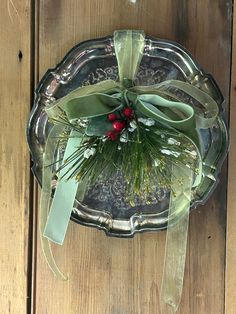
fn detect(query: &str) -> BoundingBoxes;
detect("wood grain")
[33,1,232,313]
[0,0,32,313]
[225,3,236,314]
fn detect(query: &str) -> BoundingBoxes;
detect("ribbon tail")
[43,130,82,245]
[160,165,193,313]
[40,124,68,280]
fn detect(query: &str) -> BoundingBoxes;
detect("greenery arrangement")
[50,102,198,205]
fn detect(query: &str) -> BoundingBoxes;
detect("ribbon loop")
[114,29,145,84]
[136,94,195,132]
[46,80,121,120]
[65,93,121,121]
[156,79,219,129]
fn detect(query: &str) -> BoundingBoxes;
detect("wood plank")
[33,1,232,313]
[225,3,236,314]
[0,0,32,312]
[187,3,231,312]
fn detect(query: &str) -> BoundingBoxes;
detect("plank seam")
[225,1,235,313]
[28,0,40,313]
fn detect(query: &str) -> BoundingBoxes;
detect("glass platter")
[27,34,228,237]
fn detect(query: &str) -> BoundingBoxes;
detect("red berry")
[123,107,133,118]
[106,131,117,141]
[113,120,126,132]
[108,113,117,121]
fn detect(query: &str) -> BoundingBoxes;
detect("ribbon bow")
[40,30,219,313]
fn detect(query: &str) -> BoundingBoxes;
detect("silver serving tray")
[27,34,228,237]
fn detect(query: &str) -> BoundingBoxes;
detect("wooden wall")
[0,0,31,313]
[0,0,235,313]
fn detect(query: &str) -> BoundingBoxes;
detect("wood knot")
[18,50,23,62]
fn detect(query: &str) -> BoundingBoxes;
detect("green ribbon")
[40,124,68,280]
[40,30,219,311]
[160,164,193,313]
[114,29,145,84]
[43,130,83,245]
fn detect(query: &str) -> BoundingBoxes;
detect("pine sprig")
[51,109,198,205]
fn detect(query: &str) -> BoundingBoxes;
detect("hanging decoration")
[27,30,228,312]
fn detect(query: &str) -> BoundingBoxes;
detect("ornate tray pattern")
[27,35,228,237]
